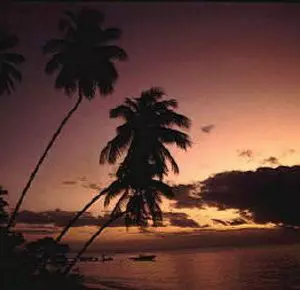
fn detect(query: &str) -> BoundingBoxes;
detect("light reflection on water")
[79,244,300,290]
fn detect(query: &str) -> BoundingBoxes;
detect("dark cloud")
[201,165,300,227]
[172,183,203,209]
[281,149,296,157]
[211,218,248,227]
[15,228,59,235]
[201,124,215,134]
[238,149,254,159]
[16,209,202,229]
[61,180,77,185]
[228,218,247,226]
[16,209,122,228]
[83,183,102,191]
[17,210,52,224]
[164,212,200,228]
[211,219,228,226]
[262,156,280,165]
[62,179,102,191]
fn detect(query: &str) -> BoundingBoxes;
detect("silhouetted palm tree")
[61,88,191,272]
[101,87,191,179]
[0,31,25,95]
[8,8,127,229]
[56,87,191,242]
[64,174,174,274]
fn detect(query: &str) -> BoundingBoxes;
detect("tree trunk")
[55,187,108,242]
[7,93,83,229]
[64,211,125,275]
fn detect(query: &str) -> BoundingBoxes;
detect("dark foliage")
[9,7,127,229]
[43,7,127,98]
[0,187,86,290]
[0,30,25,95]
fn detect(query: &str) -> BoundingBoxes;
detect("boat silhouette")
[129,254,156,261]
[101,254,113,262]
[79,256,99,262]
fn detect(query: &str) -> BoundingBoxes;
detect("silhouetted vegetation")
[0,29,25,96]
[64,87,192,272]
[0,188,86,290]
[8,7,127,229]
[57,87,191,242]
[1,5,195,288]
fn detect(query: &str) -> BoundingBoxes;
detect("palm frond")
[64,10,78,24]
[125,194,148,227]
[45,53,63,75]
[157,110,191,129]
[159,144,179,174]
[0,73,14,95]
[154,99,178,110]
[144,191,163,225]
[43,39,68,54]
[101,28,123,43]
[100,131,131,164]
[54,66,77,95]
[141,87,165,102]
[111,188,130,216]
[110,104,134,120]
[103,180,126,207]
[0,34,18,51]
[97,46,128,61]
[149,180,174,199]
[1,53,25,64]
[124,98,139,112]
[2,63,22,83]
[95,62,118,95]
[158,127,192,150]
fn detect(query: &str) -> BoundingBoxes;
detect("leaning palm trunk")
[64,211,125,274]
[56,186,108,242]
[7,93,83,229]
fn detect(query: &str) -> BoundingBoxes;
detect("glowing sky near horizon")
[2,3,300,230]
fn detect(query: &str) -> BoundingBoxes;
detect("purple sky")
[1,2,300,225]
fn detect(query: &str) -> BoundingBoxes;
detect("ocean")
[78,243,300,290]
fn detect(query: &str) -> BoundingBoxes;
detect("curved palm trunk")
[64,211,125,274]
[56,187,108,242]
[7,93,84,229]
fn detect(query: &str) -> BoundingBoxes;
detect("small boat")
[129,254,156,261]
[79,256,99,262]
[101,254,113,262]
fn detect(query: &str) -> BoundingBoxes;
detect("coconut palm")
[8,7,127,229]
[64,171,174,274]
[55,87,191,242]
[101,87,191,179]
[0,31,25,95]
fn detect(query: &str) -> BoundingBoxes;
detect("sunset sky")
[2,3,300,243]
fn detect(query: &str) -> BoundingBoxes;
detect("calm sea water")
[78,244,300,290]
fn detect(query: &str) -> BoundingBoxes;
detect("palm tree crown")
[100,87,192,182]
[43,7,127,98]
[0,31,25,95]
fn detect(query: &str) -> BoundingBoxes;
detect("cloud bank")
[16,209,201,229]
[201,165,300,227]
